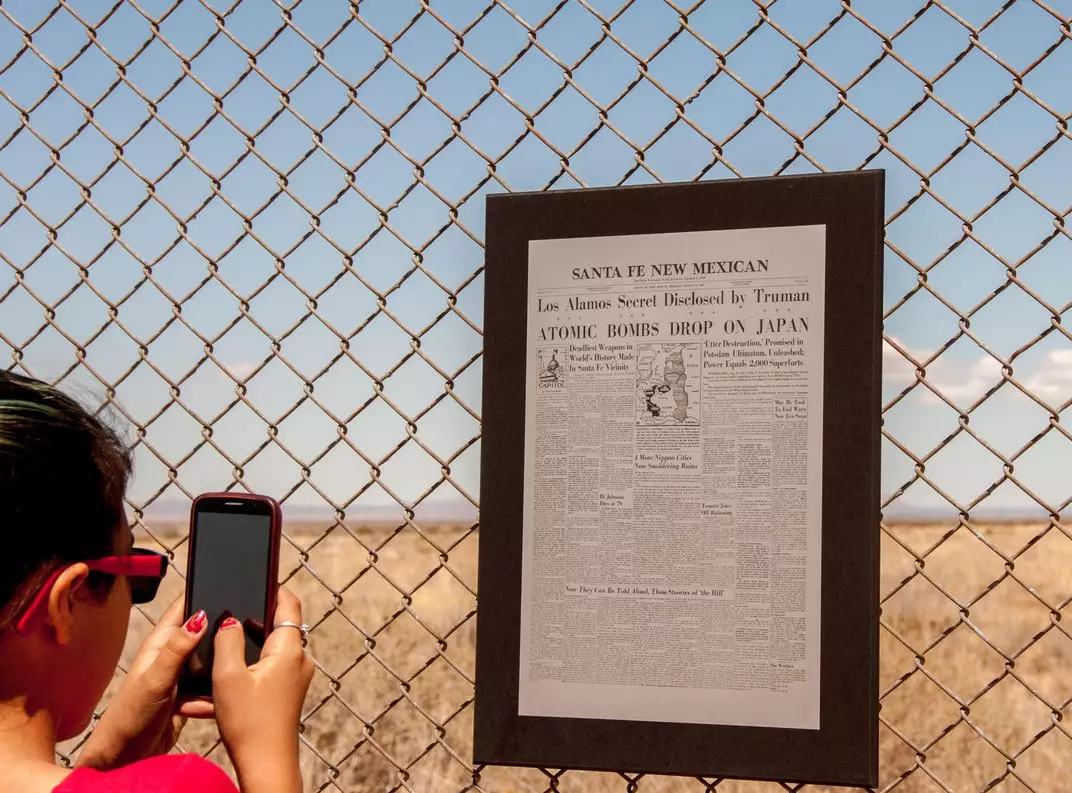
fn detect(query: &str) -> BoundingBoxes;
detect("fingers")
[126,598,188,677]
[271,588,314,687]
[261,588,305,659]
[212,616,248,684]
[139,610,208,694]
[176,699,215,719]
[156,597,185,628]
[273,587,302,627]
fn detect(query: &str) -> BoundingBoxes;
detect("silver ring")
[275,620,310,639]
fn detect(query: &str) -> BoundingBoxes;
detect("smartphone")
[179,492,282,698]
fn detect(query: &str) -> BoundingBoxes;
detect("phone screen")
[184,505,273,695]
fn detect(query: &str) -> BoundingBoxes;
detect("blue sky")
[0,0,1069,520]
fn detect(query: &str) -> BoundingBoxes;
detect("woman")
[0,371,314,792]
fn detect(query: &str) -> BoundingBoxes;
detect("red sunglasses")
[15,548,168,635]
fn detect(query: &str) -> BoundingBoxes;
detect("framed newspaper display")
[474,171,883,786]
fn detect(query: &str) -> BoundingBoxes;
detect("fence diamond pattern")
[1,1,1071,791]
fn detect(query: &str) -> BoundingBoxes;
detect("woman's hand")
[212,588,314,793]
[77,598,212,770]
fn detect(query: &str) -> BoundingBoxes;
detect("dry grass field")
[65,519,1072,793]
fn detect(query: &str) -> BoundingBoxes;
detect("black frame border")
[475,171,884,787]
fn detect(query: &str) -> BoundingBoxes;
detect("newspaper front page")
[518,224,826,730]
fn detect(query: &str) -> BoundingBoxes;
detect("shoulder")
[55,754,238,793]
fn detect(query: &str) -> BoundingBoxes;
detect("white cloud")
[1023,348,1072,403]
[883,337,1002,404]
[218,361,258,380]
[928,352,1003,402]
[884,337,1072,407]
[882,337,921,387]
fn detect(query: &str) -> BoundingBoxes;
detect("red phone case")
[181,492,282,694]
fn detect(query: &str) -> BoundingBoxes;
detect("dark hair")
[0,371,132,631]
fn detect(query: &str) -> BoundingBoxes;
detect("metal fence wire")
[2,0,1071,791]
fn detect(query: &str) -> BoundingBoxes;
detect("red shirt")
[54,754,238,793]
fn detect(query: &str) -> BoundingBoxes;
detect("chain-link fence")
[1,0,1070,791]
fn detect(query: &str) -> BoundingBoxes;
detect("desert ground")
[59,519,1072,792]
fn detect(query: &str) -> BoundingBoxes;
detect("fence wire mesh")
[1,0,1070,791]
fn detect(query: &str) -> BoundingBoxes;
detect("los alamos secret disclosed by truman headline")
[537,261,810,342]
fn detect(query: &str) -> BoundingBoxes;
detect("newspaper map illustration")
[635,342,701,426]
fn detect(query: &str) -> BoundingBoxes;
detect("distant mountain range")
[139,498,479,524]
[137,498,1060,524]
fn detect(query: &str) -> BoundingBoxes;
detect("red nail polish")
[185,610,206,634]
[219,617,240,630]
